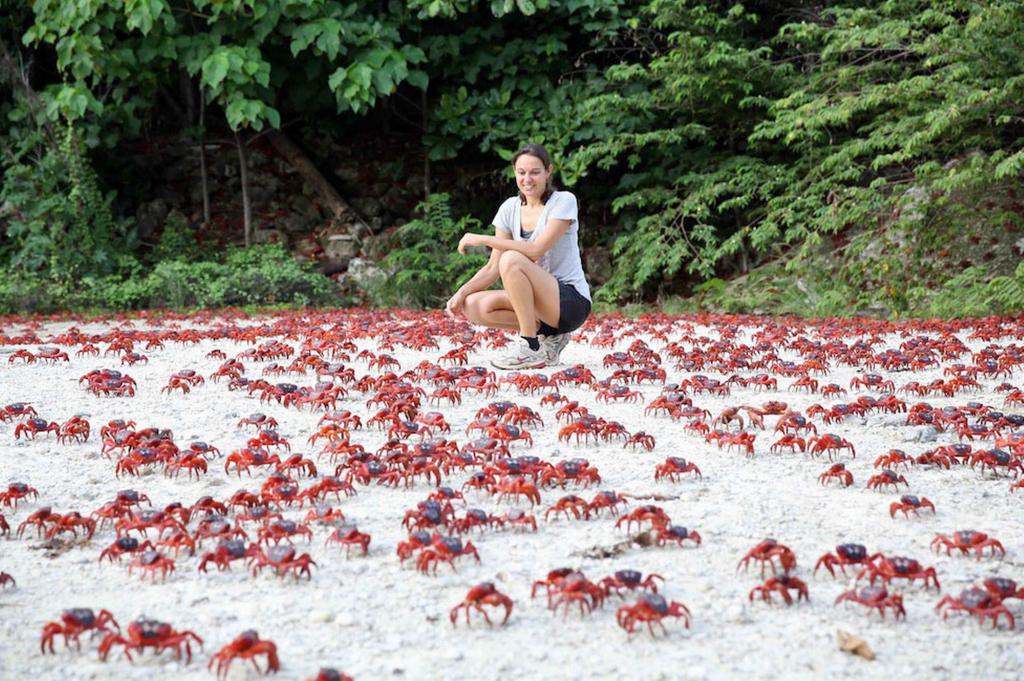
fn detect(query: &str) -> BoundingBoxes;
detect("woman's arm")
[445,228,512,318]
[458,218,571,262]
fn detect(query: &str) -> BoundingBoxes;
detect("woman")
[445,144,591,369]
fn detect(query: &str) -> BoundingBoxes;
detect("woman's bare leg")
[464,291,520,331]
[498,251,560,337]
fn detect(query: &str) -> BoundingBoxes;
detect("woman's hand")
[445,290,466,318]
[458,233,486,254]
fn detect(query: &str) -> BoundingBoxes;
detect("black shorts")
[554,281,591,335]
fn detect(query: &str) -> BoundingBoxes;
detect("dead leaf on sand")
[28,537,83,558]
[573,531,656,559]
[837,629,875,660]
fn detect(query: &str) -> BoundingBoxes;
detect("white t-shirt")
[491,190,591,301]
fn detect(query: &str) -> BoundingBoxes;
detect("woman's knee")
[463,293,486,323]
[498,249,528,275]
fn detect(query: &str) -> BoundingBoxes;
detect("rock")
[351,197,383,219]
[901,425,938,443]
[323,234,358,261]
[280,215,313,233]
[309,610,333,623]
[346,257,388,297]
[360,230,397,262]
[135,199,170,242]
[583,247,613,285]
[333,163,361,185]
[289,195,320,220]
[253,228,285,245]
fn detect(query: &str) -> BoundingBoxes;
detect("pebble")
[309,609,334,623]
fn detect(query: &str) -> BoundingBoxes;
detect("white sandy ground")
[0,312,1021,681]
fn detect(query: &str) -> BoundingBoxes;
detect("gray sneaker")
[490,341,547,370]
[540,333,571,365]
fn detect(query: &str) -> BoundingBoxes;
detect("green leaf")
[201,51,231,91]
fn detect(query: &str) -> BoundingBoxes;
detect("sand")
[0,310,1021,681]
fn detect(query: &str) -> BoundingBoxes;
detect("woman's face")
[514,154,550,201]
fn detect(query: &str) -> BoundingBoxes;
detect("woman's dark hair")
[513,143,555,205]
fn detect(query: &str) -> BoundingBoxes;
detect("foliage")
[0,244,341,314]
[567,0,1024,299]
[0,121,137,280]
[376,193,489,308]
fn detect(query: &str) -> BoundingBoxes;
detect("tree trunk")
[267,130,371,241]
[235,130,252,247]
[198,89,210,225]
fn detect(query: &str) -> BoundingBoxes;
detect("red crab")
[616,505,671,533]
[874,449,913,470]
[770,434,806,453]
[0,571,14,588]
[485,423,534,448]
[970,449,1024,477]
[587,490,629,517]
[653,525,702,548]
[198,539,257,572]
[984,577,1024,603]
[653,457,701,481]
[547,572,606,616]
[248,430,291,453]
[936,588,1015,629]
[258,520,313,546]
[850,373,895,392]
[41,608,120,653]
[623,431,656,450]
[17,507,58,538]
[544,495,591,521]
[35,347,70,363]
[595,385,644,403]
[99,536,156,563]
[415,535,480,575]
[737,539,796,577]
[452,508,503,534]
[889,495,936,518]
[45,511,97,540]
[930,530,1005,559]
[491,476,541,506]
[539,459,602,488]
[749,575,809,606]
[817,463,854,487]
[834,586,905,620]
[450,582,513,627]
[306,670,354,681]
[237,413,279,431]
[208,630,280,679]
[396,530,436,563]
[249,545,317,579]
[1,402,37,421]
[9,349,36,363]
[857,555,940,590]
[814,543,879,577]
[325,524,372,557]
[616,593,690,637]
[807,433,856,459]
[599,570,664,598]
[14,417,60,439]
[98,618,203,663]
[0,482,39,508]
[127,550,176,581]
[57,416,91,444]
[225,448,282,477]
[866,469,909,491]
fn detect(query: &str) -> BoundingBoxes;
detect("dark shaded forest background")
[2,0,1023,317]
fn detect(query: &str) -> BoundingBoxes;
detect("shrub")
[376,193,490,308]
